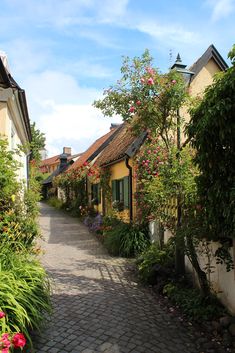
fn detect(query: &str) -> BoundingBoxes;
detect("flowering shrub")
[54,161,100,209]
[0,312,26,352]
[94,49,188,145]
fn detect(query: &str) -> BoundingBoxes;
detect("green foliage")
[47,196,64,209]
[0,139,20,206]
[0,133,50,347]
[163,283,225,321]
[30,122,46,162]
[0,243,51,345]
[188,46,235,240]
[135,134,198,231]
[137,240,174,284]
[103,218,150,257]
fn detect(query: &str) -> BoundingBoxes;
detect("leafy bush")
[0,244,51,346]
[103,219,150,257]
[163,283,225,321]
[47,196,64,209]
[137,240,174,284]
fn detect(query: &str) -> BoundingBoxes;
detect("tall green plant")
[188,46,235,241]
[0,243,51,346]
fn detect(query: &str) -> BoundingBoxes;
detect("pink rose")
[136,100,141,106]
[146,67,155,75]
[129,106,135,113]
[0,311,5,319]
[171,79,176,84]
[147,78,154,85]
[12,333,26,348]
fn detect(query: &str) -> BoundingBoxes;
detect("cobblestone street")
[34,203,222,353]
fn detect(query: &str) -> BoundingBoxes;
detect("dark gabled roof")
[0,57,31,142]
[190,44,228,80]
[96,124,147,166]
[42,161,73,185]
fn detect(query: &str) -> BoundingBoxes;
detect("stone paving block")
[33,204,224,353]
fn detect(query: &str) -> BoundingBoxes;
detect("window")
[112,176,130,209]
[91,183,101,205]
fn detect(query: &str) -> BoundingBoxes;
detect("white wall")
[186,240,235,314]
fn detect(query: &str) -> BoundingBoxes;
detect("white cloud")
[22,70,121,156]
[39,103,118,145]
[129,20,200,45]
[207,0,235,21]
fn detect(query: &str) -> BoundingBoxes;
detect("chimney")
[110,123,120,130]
[63,147,71,156]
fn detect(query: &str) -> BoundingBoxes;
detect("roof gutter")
[125,156,133,222]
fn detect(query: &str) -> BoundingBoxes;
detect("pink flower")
[140,78,145,84]
[0,333,11,353]
[0,312,5,319]
[147,77,154,85]
[136,100,141,106]
[1,347,9,353]
[129,106,135,113]
[146,67,155,75]
[12,333,26,349]
[171,79,176,84]
[147,150,151,154]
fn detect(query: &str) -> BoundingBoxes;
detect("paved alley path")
[34,203,219,353]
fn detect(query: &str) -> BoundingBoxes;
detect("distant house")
[62,124,121,206]
[41,147,82,198]
[0,52,31,183]
[39,147,81,174]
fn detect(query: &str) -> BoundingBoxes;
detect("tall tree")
[30,122,46,163]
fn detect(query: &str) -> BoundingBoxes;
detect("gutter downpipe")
[125,156,133,222]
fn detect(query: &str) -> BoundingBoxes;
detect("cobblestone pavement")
[33,203,223,353]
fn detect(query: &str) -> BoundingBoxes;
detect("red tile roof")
[40,155,60,167]
[95,123,137,166]
[67,127,120,171]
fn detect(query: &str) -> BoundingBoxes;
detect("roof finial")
[176,53,182,63]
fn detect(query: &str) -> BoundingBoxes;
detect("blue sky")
[0,0,234,156]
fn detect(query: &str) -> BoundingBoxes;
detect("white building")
[0,52,31,184]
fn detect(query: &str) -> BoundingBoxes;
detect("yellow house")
[0,52,31,183]
[93,123,147,222]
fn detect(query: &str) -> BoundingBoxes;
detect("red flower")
[0,312,5,319]
[12,333,26,348]
[136,100,141,106]
[147,78,154,85]
[129,106,135,113]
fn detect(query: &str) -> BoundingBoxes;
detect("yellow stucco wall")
[0,100,28,182]
[98,159,139,223]
[180,57,224,140]
[190,58,220,97]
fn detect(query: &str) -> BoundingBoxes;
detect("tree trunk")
[186,234,210,297]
